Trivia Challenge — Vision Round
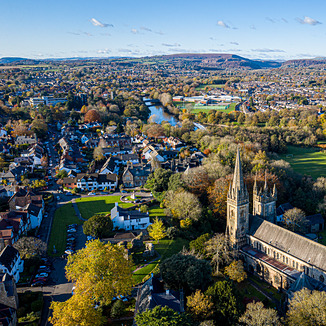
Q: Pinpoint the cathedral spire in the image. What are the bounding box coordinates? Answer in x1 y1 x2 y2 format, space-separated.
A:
228 145 248 202
232 146 244 193
264 170 268 193
253 173 258 195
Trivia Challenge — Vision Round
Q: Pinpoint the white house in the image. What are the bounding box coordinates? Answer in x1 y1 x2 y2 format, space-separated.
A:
0 245 24 283
27 203 43 229
111 203 152 231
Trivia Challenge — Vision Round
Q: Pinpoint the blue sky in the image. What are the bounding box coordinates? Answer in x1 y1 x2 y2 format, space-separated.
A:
1 0 326 60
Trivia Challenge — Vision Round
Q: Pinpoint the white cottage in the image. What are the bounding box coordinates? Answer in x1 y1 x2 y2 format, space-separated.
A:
111 203 151 231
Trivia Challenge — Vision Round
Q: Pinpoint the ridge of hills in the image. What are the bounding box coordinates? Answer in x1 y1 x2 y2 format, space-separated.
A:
1 53 326 70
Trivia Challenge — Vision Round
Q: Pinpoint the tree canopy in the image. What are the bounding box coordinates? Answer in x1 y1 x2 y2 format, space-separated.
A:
135 305 193 326
160 252 212 293
83 214 113 238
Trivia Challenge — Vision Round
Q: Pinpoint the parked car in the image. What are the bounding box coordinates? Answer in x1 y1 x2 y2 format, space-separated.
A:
65 249 75 255
35 273 48 278
67 229 76 233
32 277 47 283
38 267 51 274
31 281 45 287
88 192 96 196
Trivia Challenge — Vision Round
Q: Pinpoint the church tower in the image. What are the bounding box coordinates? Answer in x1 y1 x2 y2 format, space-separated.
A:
252 173 277 223
226 147 249 248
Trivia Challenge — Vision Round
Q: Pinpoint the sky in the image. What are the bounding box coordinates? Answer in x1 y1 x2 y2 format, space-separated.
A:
1 0 326 60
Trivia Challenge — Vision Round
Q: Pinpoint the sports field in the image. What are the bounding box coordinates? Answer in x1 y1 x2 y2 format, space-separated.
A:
280 145 326 179
191 102 238 114
195 84 225 91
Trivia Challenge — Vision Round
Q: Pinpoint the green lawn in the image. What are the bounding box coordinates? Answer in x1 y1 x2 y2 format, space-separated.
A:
148 205 165 218
191 102 238 114
280 145 326 179
132 238 189 284
48 204 83 256
75 196 132 220
195 84 225 90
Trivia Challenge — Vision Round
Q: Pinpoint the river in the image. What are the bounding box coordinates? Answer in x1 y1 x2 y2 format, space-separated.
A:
143 98 178 126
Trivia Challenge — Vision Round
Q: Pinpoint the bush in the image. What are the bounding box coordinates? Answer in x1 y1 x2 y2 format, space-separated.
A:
110 300 125 319
166 226 179 239
31 299 43 312
18 312 39 323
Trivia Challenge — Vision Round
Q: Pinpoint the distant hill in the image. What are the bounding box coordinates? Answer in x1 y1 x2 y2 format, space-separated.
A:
155 53 282 70
282 58 326 67
2 53 326 70
0 57 39 65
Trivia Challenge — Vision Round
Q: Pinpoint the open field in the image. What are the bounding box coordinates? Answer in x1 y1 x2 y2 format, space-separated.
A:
280 145 326 179
75 195 132 220
132 238 189 284
191 102 238 114
195 84 225 90
47 203 83 256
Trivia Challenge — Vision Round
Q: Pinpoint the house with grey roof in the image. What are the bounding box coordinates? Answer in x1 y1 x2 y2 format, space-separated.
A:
111 203 151 231
0 246 23 283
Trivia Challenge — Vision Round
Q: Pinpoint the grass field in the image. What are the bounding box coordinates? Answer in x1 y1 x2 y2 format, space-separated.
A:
191 102 238 114
280 145 326 179
148 205 165 218
75 196 132 219
47 204 83 256
195 84 225 90
132 238 189 284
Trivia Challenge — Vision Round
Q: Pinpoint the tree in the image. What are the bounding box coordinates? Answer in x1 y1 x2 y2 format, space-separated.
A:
205 233 233 275
83 214 113 238
56 169 68 180
110 300 125 319
224 260 247 283
164 190 202 221
287 288 326 326
135 305 193 326
167 173 185 192
49 291 105 326
93 146 105 161
145 168 172 193
160 252 212 293
84 109 101 123
13 237 46 258
186 290 214 320
64 240 133 306
148 217 166 243
189 233 211 256
205 280 239 325
283 207 308 233
239 301 281 326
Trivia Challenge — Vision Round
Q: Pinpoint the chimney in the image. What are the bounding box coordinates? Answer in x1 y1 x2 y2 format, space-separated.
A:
149 285 153 291
166 289 170 295
115 202 118 207
148 295 152 301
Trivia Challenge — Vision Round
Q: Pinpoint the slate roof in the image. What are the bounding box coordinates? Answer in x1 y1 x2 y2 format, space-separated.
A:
307 213 324 225
249 216 326 271
0 246 19 272
135 277 182 316
276 203 294 216
111 205 149 221
0 303 16 326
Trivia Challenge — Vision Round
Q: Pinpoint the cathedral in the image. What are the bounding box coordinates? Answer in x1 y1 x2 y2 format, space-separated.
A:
226 147 326 293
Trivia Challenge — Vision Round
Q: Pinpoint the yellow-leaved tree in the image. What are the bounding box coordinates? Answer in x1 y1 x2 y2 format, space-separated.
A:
225 260 247 283
148 217 166 243
49 240 133 326
186 289 214 320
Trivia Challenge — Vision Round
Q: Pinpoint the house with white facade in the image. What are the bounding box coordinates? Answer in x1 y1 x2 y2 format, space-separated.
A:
0 245 23 283
111 203 151 231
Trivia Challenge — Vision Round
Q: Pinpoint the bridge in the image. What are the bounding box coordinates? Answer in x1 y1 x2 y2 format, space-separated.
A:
143 98 161 104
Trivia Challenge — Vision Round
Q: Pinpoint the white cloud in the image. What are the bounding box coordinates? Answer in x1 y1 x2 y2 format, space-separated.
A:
250 25 256 30
90 18 113 28
131 29 139 34
140 26 152 32
162 43 181 47
97 49 111 54
251 48 285 53
296 16 321 25
230 41 239 45
217 20 230 28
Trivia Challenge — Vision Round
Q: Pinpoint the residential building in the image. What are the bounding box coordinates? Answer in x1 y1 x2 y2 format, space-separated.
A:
111 203 151 231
